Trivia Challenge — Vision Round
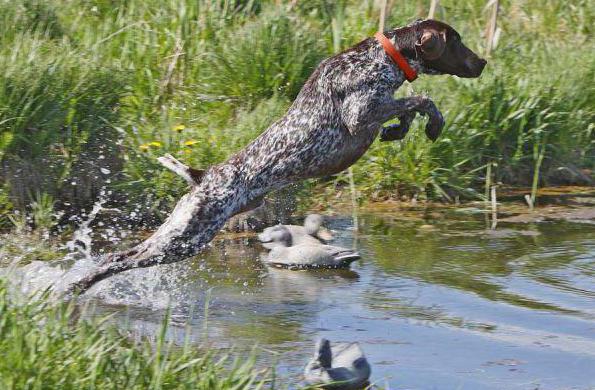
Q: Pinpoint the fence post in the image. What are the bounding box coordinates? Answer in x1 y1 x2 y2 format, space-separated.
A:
378 0 388 32
428 0 439 19
491 185 498 229
485 0 499 57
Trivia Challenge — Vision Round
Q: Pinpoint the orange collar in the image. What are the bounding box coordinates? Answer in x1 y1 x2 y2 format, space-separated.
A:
374 32 418 82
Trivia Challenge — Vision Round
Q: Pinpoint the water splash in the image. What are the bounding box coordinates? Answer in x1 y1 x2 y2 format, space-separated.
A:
64 190 119 260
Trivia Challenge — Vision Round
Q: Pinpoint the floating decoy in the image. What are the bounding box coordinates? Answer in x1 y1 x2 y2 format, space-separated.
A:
262 225 359 269
258 214 334 249
304 338 371 389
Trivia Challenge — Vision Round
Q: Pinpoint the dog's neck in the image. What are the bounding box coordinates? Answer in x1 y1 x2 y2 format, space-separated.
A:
386 26 417 58
383 25 427 77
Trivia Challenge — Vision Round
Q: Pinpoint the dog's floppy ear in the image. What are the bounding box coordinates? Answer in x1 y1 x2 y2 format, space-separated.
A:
415 30 446 60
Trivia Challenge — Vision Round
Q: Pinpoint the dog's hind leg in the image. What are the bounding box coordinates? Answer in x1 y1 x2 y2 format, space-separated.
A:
62 163 254 296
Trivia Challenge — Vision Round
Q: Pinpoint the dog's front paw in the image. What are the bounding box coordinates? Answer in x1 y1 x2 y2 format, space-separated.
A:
425 110 444 142
380 113 415 142
380 124 407 142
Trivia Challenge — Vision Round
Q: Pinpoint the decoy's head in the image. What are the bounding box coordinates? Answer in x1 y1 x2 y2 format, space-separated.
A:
304 214 334 241
258 225 293 247
315 338 332 369
304 214 323 236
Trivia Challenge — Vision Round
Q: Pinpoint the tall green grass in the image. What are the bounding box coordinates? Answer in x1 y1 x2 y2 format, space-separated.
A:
0 0 593 226
354 0 594 200
0 280 272 389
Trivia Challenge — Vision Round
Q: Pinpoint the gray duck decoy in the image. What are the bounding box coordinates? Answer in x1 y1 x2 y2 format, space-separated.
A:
258 214 334 249
304 338 371 389
262 225 359 269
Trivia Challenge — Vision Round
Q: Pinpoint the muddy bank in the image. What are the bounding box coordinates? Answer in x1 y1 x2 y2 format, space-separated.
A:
215 186 595 235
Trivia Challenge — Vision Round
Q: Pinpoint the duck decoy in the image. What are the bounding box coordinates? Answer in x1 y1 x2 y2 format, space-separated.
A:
262 226 359 269
258 214 334 249
304 338 371 389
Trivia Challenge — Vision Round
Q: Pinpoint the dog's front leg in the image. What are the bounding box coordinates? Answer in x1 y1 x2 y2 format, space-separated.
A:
375 95 445 142
342 91 444 140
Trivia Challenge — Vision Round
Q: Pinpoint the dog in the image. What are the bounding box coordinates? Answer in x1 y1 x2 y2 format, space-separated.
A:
65 19 486 294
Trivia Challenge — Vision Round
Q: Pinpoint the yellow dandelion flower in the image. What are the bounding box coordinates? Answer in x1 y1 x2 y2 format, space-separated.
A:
173 124 186 132
139 144 150 151
149 141 162 147
184 139 198 147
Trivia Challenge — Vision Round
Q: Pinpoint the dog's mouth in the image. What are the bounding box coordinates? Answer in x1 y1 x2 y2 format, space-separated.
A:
458 58 487 78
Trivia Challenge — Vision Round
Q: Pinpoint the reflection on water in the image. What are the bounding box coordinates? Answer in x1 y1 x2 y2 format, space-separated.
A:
17 209 595 388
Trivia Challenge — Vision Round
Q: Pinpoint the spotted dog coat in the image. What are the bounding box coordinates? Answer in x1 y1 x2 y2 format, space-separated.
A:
67 19 486 294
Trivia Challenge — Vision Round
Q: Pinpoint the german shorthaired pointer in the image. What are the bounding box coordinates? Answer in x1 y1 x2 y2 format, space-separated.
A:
65 19 486 294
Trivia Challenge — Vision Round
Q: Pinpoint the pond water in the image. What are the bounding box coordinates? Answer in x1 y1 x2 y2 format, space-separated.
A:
13 206 595 389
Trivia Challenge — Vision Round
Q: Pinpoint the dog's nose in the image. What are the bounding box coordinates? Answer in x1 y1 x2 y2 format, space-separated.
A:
478 58 487 69
466 57 487 77
476 58 487 73
471 57 486 68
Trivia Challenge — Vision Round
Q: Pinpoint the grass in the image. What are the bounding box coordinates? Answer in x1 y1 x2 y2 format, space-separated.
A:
0 0 593 226
0 280 273 389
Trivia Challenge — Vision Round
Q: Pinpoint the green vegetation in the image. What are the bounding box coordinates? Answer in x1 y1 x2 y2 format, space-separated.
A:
1 2 591 385
0 0 593 226
0 280 272 389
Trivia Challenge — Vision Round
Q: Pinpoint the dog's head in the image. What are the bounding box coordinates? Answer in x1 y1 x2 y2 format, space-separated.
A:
410 19 487 78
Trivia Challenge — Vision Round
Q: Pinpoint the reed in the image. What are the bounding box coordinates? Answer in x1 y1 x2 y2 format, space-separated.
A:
529 137 547 210
0 280 271 389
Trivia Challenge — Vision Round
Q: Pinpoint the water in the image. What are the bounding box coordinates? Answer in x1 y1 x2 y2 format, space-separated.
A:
7 207 595 389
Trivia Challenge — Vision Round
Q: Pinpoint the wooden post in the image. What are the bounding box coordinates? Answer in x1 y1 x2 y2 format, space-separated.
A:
485 161 492 203
428 0 439 19
378 0 388 32
528 138 546 211
485 0 499 57
490 185 498 230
